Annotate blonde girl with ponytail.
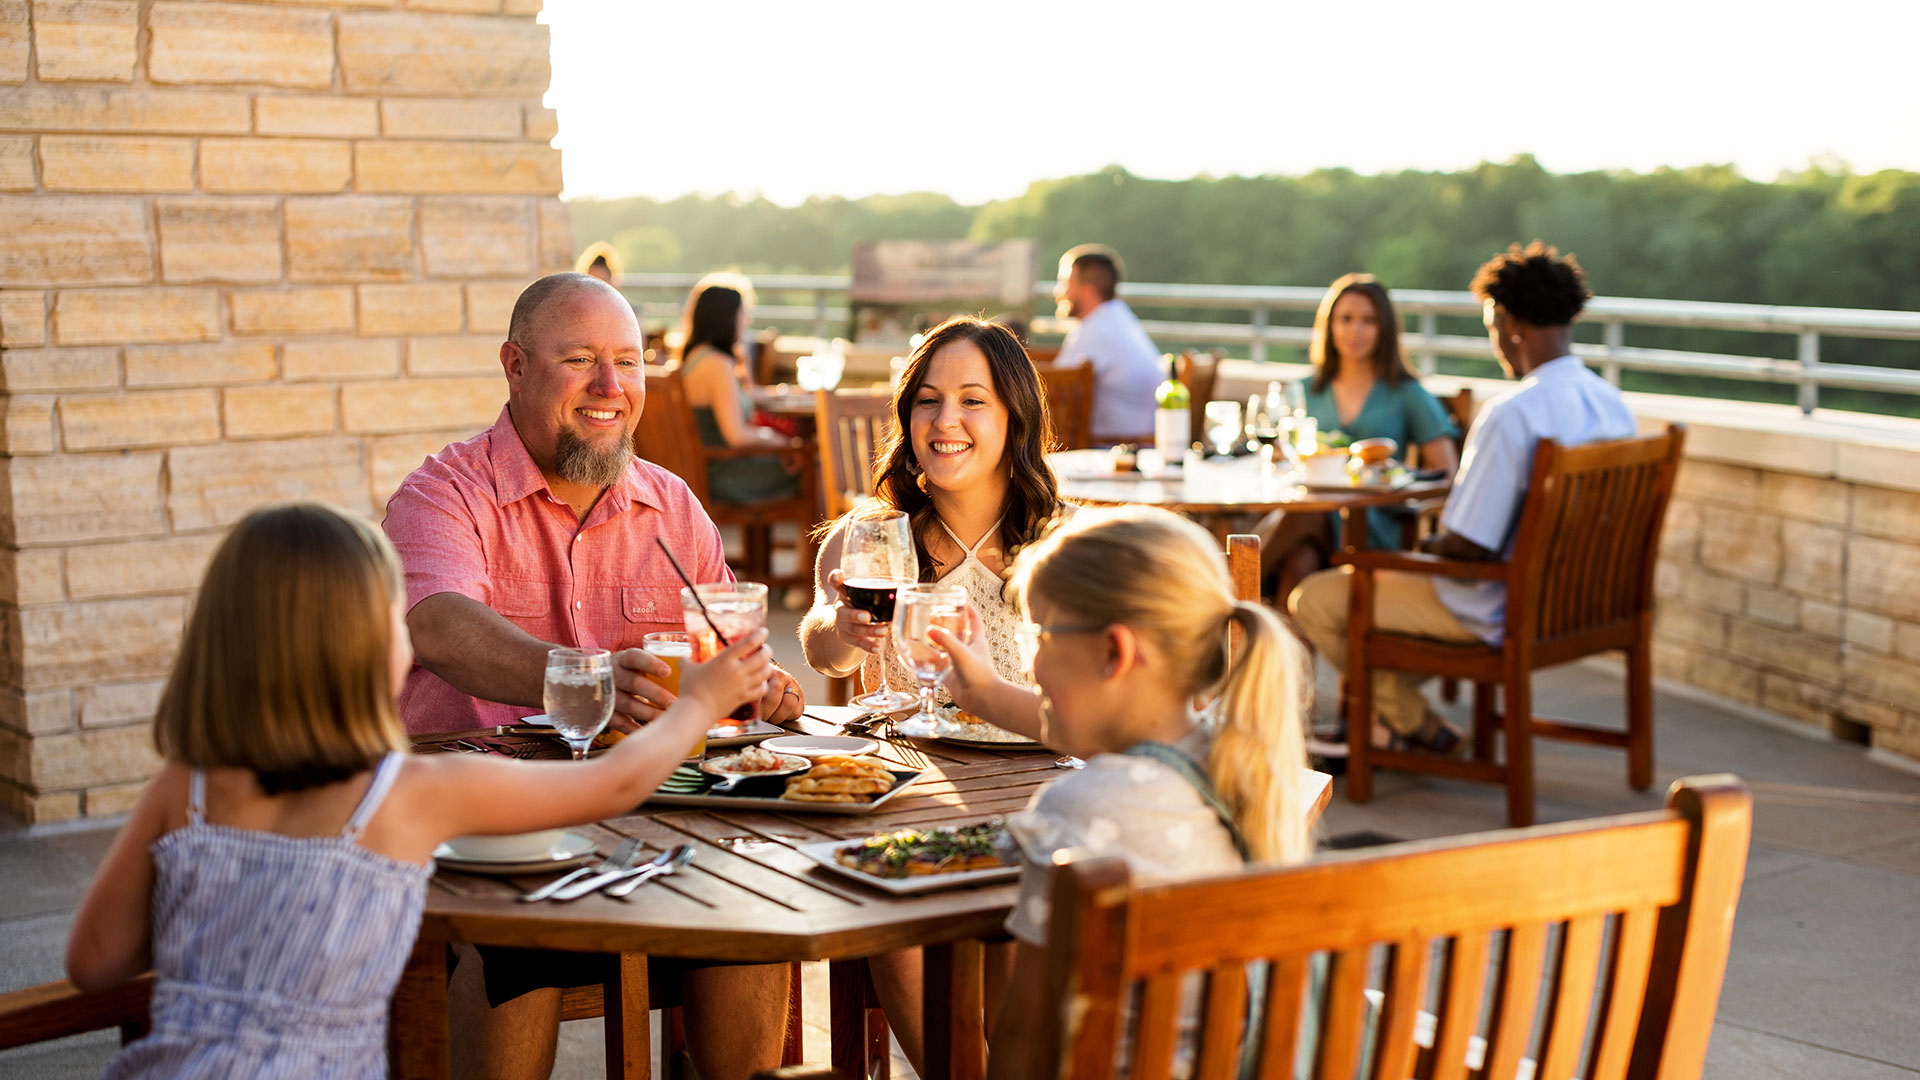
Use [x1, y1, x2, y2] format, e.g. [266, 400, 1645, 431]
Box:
[949, 505, 1313, 1079]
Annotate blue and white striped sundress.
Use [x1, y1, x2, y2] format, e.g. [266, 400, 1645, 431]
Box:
[103, 751, 434, 1079]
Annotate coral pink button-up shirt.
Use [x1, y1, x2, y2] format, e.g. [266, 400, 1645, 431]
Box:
[383, 407, 733, 734]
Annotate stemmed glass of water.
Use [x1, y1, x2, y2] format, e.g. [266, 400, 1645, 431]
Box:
[842, 511, 919, 712]
[544, 648, 614, 761]
[891, 584, 971, 739]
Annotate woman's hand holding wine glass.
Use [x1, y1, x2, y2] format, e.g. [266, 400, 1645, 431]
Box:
[825, 569, 890, 655]
[841, 511, 919, 712]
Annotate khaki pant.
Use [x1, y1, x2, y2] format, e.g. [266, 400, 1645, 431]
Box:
[1289, 566, 1481, 736]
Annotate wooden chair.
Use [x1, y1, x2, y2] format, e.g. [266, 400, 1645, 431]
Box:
[813, 387, 897, 705]
[1178, 348, 1223, 447]
[1027, 773, 1750, 1080]
[1340, 424, 1686, 826]
[635, 366, 820, 591]
[1035, 362, 1096, 450]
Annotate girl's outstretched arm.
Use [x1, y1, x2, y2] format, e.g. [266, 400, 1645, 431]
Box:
[67, 766, 180, 990]
[930, 606, 1044, 741]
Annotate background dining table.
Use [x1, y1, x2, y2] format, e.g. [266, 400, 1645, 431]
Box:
[393, 706, 1332, 1080]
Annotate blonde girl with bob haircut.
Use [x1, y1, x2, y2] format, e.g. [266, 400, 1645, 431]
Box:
[938, 505, 1313, 1079]
[66, 502, 772, 1080]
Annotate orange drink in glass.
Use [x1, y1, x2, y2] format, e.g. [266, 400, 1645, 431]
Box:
[642, 631, 699, 757]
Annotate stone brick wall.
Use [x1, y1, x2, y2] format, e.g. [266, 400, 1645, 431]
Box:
[0, 0, 569, 822]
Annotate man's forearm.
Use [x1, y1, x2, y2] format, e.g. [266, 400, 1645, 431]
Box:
[407, 592, 553, 708]
[1420, 530, 1497, 561]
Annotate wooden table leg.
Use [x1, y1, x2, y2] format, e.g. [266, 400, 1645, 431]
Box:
[389, 938, 449, 1079]
[604, 951, 651, 1080]
[922, 940, 986, 1080]
[830, 958, 890, 1080]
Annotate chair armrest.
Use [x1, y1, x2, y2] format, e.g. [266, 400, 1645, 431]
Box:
[0, 974, 154, 1051]
[1334, 549, 1510, 580]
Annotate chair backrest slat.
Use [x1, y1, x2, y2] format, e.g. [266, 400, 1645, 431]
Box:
[1250, 955, 1308, 1080]
[1537, 913, 1607, 1080]
[1426, 932, 1489, 1080]
[1481, 922, 1549, 1080]
[1193, 964, 1250, 1080]
[813, 388, 896, 520]
[1312, 946, 1371, 1080]
[1584, 905, 1660, 1080]
[1132, 973, 1183, 1080]
[636, 367, 711, 504]
[1036, 362, 1097, 450]
[1368, 937, 1430, 1080]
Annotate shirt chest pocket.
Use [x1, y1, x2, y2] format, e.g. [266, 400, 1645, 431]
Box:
[489, 579, 549, 619]
[622, 586, 685, 624]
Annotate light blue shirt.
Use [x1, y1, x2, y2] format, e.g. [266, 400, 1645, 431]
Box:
[1433, 356, 1637, 643]
[1056, 298, 1163, 440]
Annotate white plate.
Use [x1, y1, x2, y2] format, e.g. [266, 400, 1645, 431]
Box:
[797, 838, 1021, 895]
[506, 717, 783, 749]
[433, 831, 599, 875]
[760, 734, 881, 759]
[930, 732, 1045, 749]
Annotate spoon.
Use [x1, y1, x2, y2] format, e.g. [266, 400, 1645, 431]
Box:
[606, 843, 695, 899]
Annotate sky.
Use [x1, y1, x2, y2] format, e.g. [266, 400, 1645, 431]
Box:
[542, 0, 1920, 206]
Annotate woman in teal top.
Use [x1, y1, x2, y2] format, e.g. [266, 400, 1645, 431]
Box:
[1262, 274, 1459, 599]
[678, 273, 804, 502]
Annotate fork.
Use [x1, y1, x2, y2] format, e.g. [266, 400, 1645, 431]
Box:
[520, 836, 639, 902]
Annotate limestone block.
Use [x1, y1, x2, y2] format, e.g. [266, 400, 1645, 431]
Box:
[1756, 470, 1849, 525]
[502, 0, 538, 12]
[84, 781, 144, 815]
[1654, 604, 1725, 650]
[1658, 499, 1699, 560]
[26, 713, 168, 785]
[0, 195, 153, 287]
[0, 445, 165, 545]
[464, 279, 525, 333]
[338, 12, 548, 96]
[1836, 691, 1902, 731]
[1777, 520, 1843, 602]
[16, 595, 184, 691]
[524, 105, 557, 142]
[228, 285, 354, 334]
[1760, 673, 1837, 728]
[1650, 639, 1692, 684]
[125, 341, 275, 386]
[369, 429, 455, 505]
[1654, 559, 1683, 601]
[1836, 442, 1920, 496]
[0, 346, 117, 392]
[0, 394, 55, 454]
[147, 1, 334, 89]
[167, 434, 369, 530]
[0, 87, 251, 133]
[0, 688, 73, 736]
[283, 337, 399, 380]
[1692, 652, 1758, 705]
[407, 335, 499, 376]
[223, 382, 335, 438]
[1726, 618, 1841, 687]
[420, 196, 531, 275]
[535, 197, 570, 271]
[23, 790, 82, 823]
[255, 95, 380, 137]
[156, 197, 282, 284]
[355, 140, 561, 195]
[40, 135, 194, 192]
[285, 196, 414, 282]
[61, 387, 220, 450]
[1672, 460, 1758, 508]
[201, 137, 352, 194]
[0, 0, 25, 83]
[1871, 727, 1920, 761]
[1850, 485, 1920, 542]
[0, 291, 45, 346]
[1842, 648, 1920, 711]
[1695, 505, 1780, 585]
[1683, 570, 1745, 617]
[0, 135, 32, 189]
[66, 535, 218, 600]
[54, 287, 219, 345]
[1800, 599, 1841, 640]
[401, 0, 499, 11]
[1844, 610, 1894, 653]
[358, 282, 462, 335]
[1742, 587, 1800, 629]
[0, 546, 64, 604]
[380, 97, 520, 139]
[1845, 535, 1920, 622]
[341, 375, 501, 434]
[31, 0, 136, 82]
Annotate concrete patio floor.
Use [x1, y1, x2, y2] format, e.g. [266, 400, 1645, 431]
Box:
[3, 605, 1916, 1078]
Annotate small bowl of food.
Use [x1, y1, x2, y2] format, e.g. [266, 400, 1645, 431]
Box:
[701, 745, 812, 794]
[1300, 449, 1350, 486]
[441, 829, 568, 863]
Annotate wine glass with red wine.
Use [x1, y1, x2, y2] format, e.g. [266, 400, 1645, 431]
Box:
[842, 511, 918, 711]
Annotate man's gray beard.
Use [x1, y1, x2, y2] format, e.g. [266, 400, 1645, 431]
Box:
[554, 428, 633, 487]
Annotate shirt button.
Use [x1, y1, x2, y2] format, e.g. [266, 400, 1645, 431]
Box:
[574, 600, 582, 610]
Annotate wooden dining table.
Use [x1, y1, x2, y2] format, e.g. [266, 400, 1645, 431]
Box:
[393, 707, 1332, 1080]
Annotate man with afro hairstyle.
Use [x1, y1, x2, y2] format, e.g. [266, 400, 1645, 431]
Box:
[1291, 242, 1636, 755]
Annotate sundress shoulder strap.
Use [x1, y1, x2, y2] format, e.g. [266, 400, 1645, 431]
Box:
[936, 514, 1007, 560]
[186, 768, 207, 827]
[341, 752, 405, 841]
[1123, 741, 1251, 862]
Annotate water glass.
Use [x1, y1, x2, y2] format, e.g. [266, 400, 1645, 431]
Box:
[544, 648, 614, 761]
[892, 584, 970, 738]
[681, 582, 769, 731]
[1204, 400, 1242, 456]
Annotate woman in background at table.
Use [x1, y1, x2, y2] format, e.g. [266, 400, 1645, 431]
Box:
[932, 505, 1314, 1080]
[678, 271, 805, 501]
[1258, 273, 1460, 598]
[64, 502, 772, 1080]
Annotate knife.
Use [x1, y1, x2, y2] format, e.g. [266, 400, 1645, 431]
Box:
[520, 836, 638, 903]
[606, 844, 695, 899]
[550, 844, 681, 902]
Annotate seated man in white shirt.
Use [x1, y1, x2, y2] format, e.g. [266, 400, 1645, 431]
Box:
[1053, 244, 1164, 442]
[1290, 242, 1637, 753]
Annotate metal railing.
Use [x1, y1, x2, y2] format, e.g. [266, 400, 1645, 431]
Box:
[617, 272, 1920, 415]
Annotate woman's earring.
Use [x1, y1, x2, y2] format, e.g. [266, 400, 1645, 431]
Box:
[906, 456, 921, 475]
[1509, 335, 1521, 344]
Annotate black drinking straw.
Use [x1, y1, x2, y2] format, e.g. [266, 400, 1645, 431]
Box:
[655, 538, 730, 647]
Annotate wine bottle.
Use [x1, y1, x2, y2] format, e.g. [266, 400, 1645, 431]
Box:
[1153, 355, 1190, 462]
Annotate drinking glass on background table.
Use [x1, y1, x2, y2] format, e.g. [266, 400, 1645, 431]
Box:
[1204, 400, 1242, 457]
[892, 584, 970, 738]
[642, 631, 703, 759]
[681, 581, 768, 731]
[544, 648, 614, 761]
[842, 510, 919, 712]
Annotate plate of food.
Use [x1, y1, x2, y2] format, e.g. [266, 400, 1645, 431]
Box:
[798, 820, 1018, 894]
[647, 754, 924, 814]
[926, 706, 1044, 749]
[700, 746, 811, 793]
[511, 717, 784, 751]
